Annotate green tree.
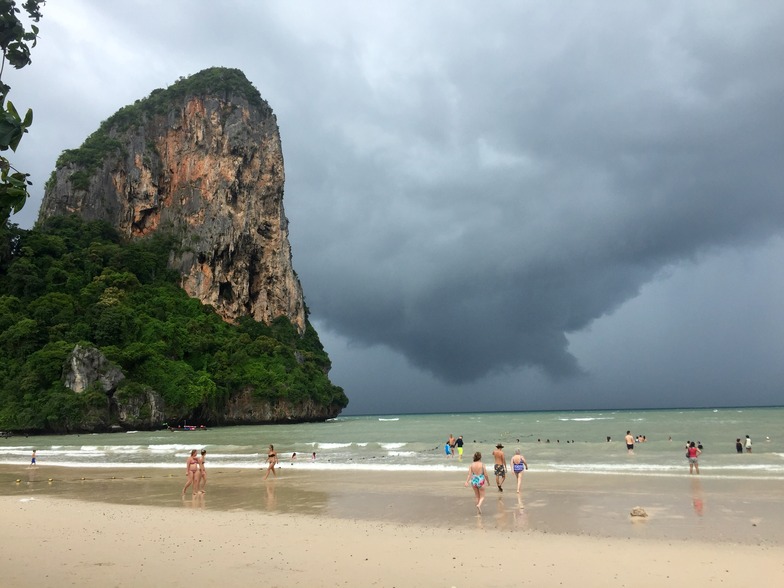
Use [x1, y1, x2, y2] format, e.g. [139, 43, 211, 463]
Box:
[0, 0, 44, 220]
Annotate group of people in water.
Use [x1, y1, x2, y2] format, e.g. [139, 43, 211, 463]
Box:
[182, 432, 763, 511]
[464, 441, 528, 514]
[183, 444, 317, 493]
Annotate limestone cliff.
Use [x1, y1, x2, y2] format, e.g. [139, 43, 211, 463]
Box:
[39, 67, 305, 332]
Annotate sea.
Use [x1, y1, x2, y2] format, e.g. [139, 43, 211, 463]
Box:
[1, 407, 782, 480]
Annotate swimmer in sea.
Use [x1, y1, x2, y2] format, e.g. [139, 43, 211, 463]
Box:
[465, 451, 489, 514]
[625, 430, 635, 454]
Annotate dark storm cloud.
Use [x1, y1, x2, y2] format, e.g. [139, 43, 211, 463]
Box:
[284, 2, 784, 384]
[9, 2, 784, 402]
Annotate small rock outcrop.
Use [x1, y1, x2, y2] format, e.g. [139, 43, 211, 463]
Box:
[114, 386, 166, 429]
[39, 67, 305, 332]
[64, 344, 124, 394]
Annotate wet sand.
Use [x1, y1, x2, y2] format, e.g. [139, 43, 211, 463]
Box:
[2, 464, 784, 586]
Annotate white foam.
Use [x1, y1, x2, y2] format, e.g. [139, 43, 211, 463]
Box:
[317, 442, 352, 449]
[380, 443, 406, 450]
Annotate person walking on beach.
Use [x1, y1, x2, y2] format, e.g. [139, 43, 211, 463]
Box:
[264, 444, 278, 480]
[625, 431, 635, 454]
[492, 443, 507, 492]
[687, 441, 701, 474]
[745, 435, 752, 453]
[510, 448, 528, 494]
[199, 449, 207, 493]
[30, 449, 37, 468]
[465, 451, 489, 514]
[182, 449, 201, 496]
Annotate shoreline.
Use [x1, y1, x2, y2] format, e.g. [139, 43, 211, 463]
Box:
[3, 496, 783, 588]
[2, 463, 783, 544]
[3, 464, 784, 586]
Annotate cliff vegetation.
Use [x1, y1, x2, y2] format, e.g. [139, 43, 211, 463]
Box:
[0, 215, 348, 434]
[46, 67, 269, 192]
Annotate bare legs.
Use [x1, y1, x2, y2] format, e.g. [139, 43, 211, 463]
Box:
[515, 471, 523, 493]
[182, 470, 203, 495]
[472, 485, 486, 514]
[182, 470, 194, 495]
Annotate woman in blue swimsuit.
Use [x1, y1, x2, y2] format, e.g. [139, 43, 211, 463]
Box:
[464, 451, 489, 514]
[510, 448, 528, 494]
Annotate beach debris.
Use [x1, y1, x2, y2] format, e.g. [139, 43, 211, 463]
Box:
[630, 506, 648, 518]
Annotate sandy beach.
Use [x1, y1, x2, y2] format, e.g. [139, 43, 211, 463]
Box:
[2, 464, 783, 587]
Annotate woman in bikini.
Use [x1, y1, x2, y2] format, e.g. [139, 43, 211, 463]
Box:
[264, 444, 278, 480]
[510, 448, 528, 494]
[182, 449, 201, 496]
[464, 451, 489, 514]
[199, 449, 207, 493]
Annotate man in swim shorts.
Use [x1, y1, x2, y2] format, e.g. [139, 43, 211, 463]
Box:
[625, 430, 635, 454]
[492, 443, 507, 491]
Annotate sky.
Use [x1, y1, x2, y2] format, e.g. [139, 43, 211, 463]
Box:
[6, 1, 784, 414]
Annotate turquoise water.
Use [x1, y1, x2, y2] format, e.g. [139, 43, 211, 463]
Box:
[1, 407, 782, 479]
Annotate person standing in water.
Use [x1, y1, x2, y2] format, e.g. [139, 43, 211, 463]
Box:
[492, 443, 507, 492]
[510, 448, 528, 494]
[625, 431, 635, 454]
[264, 444, 278, 480]
[687, 441, 701, 474]
[456, 435, 464, 459]
[465, 451, 489, 514]
[745, 435, 752, 453]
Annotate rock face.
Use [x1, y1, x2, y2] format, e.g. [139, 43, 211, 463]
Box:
[114, 386, 166, 430]
[39, 68, 305, 332]
[32, 68, 347, 431]
[64, 344, 125, 394]
[218, 390, 345, 425]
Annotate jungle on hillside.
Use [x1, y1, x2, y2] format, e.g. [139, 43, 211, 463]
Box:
[0, 215, 348, 434]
